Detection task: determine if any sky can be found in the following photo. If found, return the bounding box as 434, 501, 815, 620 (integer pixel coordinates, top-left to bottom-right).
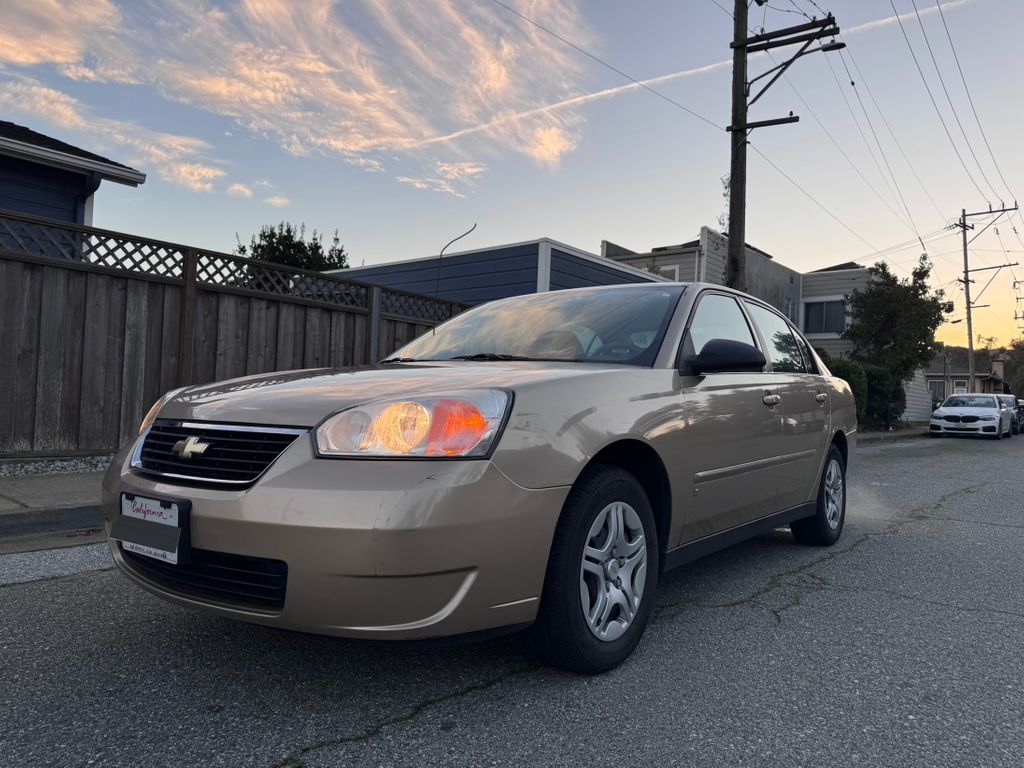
2, 0, 1023, 345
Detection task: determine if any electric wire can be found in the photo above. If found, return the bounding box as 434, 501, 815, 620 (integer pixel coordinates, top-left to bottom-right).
841, 45, 947, 222
836, 48, 924, 249
908, 0, 1001, 202
487, 0, 722, 130
887, 0, 987, 200
493, 0, 889, 263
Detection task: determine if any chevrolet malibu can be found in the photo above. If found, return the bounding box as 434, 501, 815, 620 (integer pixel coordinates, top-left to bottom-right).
104, 283, 856, 673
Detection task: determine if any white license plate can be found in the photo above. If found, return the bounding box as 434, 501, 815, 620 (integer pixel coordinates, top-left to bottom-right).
119, 494, 181, 564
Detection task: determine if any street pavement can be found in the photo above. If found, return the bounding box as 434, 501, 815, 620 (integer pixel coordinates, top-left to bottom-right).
2, 436, 1022, 767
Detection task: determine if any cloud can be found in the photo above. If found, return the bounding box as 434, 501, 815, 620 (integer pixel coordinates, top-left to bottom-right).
228, 182, 253, 198
0, 0, 592, 190
263, 195, 291, 208
0, 78, 225, 192
395, 176, 461, 197
436, 162, 486, 182
0, 0, 977, 197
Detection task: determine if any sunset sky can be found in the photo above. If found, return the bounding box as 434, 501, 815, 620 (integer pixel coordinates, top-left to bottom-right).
2, 0, 1022, 345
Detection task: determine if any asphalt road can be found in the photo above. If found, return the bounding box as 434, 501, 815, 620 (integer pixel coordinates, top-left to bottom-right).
2, 436, 1023, 767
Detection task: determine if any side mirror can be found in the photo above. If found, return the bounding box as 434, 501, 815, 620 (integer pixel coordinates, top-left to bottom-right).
690, 339, 766, 375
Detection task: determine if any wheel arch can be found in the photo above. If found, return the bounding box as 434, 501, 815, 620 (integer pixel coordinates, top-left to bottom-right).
577, 439, 672, 562
831, 429, 849, 467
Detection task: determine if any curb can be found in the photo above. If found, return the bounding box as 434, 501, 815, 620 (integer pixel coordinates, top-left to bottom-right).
0, 505, 104, 538
857, 431, 929, 445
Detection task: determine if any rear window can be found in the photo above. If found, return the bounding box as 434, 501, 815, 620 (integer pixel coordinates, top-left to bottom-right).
744, 302, 807, 374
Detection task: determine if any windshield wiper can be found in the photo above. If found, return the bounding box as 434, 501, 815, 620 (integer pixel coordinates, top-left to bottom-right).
448, 353, 534, 361
379, 356, 418, 363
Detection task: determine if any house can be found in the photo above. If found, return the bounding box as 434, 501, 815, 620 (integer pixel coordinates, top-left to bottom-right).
604, 234, 934, 422
925, 355, 1010, 402
331, 237, 662, 306
0, 120, 145, 225
601, 227, 801, 322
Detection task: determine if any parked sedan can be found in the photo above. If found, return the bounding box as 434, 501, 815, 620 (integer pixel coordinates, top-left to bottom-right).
996, 394, 1020, 435
103, 283, 856, 673
929, 394, 1011, 439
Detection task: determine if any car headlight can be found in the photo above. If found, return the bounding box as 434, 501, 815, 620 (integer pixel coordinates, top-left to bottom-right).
979, 415, 996, 421
138, 388, 186, 434
315, 389, 511, 458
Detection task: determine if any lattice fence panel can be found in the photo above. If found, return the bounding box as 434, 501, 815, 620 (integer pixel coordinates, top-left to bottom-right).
196, 251, 369, 309
381, 288, 458, 323
0, 215, 185, 276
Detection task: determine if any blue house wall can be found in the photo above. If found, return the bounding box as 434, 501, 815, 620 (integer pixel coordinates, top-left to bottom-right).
0, 155, 95, 224
340, 243, 540, 306
549, 249, 655, 290
339, 240, 660, 307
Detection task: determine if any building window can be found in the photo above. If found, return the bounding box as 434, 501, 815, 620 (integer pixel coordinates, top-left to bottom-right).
953, 379, 967, 394
929, 380, 945, 403
804, 300, 846, 334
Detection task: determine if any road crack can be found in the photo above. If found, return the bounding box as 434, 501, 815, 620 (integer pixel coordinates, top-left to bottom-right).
268, 664, 539, 767
652, 484, 985, 627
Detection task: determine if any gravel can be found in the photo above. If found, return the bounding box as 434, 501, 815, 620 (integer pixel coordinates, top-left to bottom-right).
0, 455, 113, 478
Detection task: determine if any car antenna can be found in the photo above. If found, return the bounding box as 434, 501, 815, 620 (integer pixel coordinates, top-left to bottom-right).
433, 222, 476, 335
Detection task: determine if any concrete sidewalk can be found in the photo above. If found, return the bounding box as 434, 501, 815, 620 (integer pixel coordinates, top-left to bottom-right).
857, 428, 929, 445
0, 471, 105, 553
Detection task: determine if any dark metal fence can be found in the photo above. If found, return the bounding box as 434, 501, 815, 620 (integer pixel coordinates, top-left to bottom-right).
0, 210, 464, 457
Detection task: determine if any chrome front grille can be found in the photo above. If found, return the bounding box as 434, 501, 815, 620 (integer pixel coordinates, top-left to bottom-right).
131, 420, 306, 487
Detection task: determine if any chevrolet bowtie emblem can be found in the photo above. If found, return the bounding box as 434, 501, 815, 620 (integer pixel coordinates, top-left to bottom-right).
171, 436, 210, 460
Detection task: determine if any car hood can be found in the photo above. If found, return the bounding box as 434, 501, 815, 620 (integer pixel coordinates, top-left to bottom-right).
157, 362, 623, 427
932, 407, 999, 417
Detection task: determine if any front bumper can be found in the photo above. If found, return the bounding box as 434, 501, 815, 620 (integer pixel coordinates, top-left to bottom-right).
928, 419, 998, 435
103, 436, 569, 639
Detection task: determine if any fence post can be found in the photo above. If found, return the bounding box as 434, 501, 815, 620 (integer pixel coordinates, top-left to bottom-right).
179, 247, 198, 386
368, 285, 382, 363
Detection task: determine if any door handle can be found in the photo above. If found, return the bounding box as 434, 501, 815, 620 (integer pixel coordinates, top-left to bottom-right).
815, 393, 828, 403
762, 393, 781, 406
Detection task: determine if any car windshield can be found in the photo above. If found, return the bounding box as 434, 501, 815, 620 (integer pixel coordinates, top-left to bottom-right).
943, 395, 997, 408
998, 396, 1014, 407
390, 286, 684, 366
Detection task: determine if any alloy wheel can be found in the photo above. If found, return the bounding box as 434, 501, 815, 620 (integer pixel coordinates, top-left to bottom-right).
579, 501, 647, 642
824, 458, 844, 530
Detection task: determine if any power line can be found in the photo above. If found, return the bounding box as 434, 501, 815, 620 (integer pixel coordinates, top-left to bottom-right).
908, 0, 1001, 202
749, 143, 881, 254
836, 48, 924, 249
841, 45, 947, 223
487, 0, 722, 130
888, 0, 987, 200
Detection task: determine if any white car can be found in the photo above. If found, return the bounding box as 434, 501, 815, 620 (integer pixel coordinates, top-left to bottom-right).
929, 394, 1012, 439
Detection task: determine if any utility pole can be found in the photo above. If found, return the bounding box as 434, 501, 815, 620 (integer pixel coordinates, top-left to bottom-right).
954, 203, 1020, 392
726, 3, 844, 290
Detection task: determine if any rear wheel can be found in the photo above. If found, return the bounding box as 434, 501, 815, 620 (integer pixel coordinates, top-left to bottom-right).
531, 465, 658, 674
791, 444, 846, 546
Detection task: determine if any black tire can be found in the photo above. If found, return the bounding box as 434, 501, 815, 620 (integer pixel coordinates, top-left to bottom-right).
530, 465, 659, 674
929, 432, 941, 438
791, 444, 846, 546
993, 428, 1003, 440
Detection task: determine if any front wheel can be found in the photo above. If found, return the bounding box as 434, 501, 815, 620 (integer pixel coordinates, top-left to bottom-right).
531, 465, 659, 674
791, 445, 846, 546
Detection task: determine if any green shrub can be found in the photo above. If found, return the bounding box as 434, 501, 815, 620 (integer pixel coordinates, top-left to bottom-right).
861, 363, 906, 426
827, 358, 867, 422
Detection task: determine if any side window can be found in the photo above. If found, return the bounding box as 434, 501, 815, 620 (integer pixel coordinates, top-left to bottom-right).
744, 302, 807, 373
791, 326, 818, 374
681, 293, 757, 364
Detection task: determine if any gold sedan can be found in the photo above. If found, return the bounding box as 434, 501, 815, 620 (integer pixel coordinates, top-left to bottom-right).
104, 283, 856, 673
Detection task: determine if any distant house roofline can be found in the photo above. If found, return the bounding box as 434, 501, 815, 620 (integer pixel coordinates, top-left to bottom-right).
810, 261, 865, 273
0, 121, 145, 186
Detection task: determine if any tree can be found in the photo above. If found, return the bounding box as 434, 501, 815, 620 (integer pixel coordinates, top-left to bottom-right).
843, 256, 953, 381
235, 222, 348, 271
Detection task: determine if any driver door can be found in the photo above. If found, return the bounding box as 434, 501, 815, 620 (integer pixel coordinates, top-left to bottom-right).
671, 292, 785, 544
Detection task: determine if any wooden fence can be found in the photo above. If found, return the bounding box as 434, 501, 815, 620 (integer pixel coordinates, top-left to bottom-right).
0, 210, 463, 457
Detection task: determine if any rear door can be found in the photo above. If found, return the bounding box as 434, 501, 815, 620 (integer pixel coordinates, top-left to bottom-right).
672, 292, 785, 543
743, 302, 830, 511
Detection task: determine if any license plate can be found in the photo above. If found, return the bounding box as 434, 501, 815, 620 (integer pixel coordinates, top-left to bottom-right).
115, 493, 187, 565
